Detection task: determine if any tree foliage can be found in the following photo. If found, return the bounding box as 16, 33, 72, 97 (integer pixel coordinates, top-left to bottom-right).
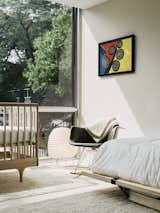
24, 8, 72, 97
0, 0, 72, 104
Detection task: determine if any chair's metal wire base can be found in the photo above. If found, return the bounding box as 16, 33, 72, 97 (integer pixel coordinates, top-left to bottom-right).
71, 147, 86, 174
70, 146, 99, 175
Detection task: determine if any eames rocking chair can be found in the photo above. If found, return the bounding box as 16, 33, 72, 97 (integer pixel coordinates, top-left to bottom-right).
69, 124, 120, 174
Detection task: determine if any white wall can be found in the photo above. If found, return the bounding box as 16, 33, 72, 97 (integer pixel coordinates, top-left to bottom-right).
80, 0, 160, 137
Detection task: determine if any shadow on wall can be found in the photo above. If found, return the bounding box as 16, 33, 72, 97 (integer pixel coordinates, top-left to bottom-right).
81, 77, 144, 138
81, 0, 160, 137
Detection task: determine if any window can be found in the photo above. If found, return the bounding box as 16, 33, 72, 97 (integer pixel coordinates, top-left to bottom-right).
0, 0, 77, 156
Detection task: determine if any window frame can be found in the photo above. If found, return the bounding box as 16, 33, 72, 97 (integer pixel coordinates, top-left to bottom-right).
72, 7, 78, 108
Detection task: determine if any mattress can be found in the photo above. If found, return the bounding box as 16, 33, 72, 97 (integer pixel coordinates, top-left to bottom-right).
91, 137, 160, 188
0, 126, 36, 145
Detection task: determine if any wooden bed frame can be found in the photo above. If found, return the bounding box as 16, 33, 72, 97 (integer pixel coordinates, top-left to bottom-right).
81, 171, 160, 211
0, 103, 39, 182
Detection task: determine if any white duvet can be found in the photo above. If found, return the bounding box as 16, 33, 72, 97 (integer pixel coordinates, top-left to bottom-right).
91, 137, 160, 188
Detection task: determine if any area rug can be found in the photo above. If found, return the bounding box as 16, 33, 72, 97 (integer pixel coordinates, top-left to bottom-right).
0, 165, 74, 193
0, 187, 158, 213
0, 163, 158, 213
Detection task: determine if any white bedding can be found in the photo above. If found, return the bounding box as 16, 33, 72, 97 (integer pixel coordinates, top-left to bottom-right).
91, 137, 160, 188
0, 126, 36, 145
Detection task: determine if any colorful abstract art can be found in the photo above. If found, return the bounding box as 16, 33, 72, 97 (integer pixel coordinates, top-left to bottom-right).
99, 35, 135, 76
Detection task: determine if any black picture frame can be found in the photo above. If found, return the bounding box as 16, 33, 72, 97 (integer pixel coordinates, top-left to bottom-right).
98, 34, 135, 76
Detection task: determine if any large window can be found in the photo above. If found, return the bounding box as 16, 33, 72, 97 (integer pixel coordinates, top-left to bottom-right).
0, 0, 77, 156
0, 0, 74, 107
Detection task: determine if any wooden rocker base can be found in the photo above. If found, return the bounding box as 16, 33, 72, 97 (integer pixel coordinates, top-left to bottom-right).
80, 171, 160, 211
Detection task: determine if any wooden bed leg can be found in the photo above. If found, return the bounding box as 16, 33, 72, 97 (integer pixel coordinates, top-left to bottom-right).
18, 168, 25, 182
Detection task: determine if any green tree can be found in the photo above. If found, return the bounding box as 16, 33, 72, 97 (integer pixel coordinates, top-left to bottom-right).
0, 0, 64, 102
24, 8, 72, 101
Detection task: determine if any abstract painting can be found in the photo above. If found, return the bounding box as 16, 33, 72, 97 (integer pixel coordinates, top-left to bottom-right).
99, 35, 135, 76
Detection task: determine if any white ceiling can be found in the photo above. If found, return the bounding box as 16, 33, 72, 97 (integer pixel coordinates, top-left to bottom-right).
51, 0, 109, 9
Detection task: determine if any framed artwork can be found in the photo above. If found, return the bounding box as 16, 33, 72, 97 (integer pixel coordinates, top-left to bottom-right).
98, 35, 135, 76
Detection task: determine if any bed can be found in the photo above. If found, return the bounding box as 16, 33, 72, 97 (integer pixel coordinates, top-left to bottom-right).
81, 137, 160, 211
0, 103, 39, 182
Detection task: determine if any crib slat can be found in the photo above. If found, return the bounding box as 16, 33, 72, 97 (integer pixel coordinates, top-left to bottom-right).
3, 107, 6, 160
36, 106, 39, 160
33, 110, 35, 157
30, 106, 32, 157
33, 108, 37, 158
24, 106, 26, 158
10, 107, 13, 160
17, 106, 20, 158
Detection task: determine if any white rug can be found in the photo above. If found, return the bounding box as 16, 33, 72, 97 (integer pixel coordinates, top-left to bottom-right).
0, 163, 158, 213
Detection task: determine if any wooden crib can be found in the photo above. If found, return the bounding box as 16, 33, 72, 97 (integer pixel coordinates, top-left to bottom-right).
0, 103, 39, 182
